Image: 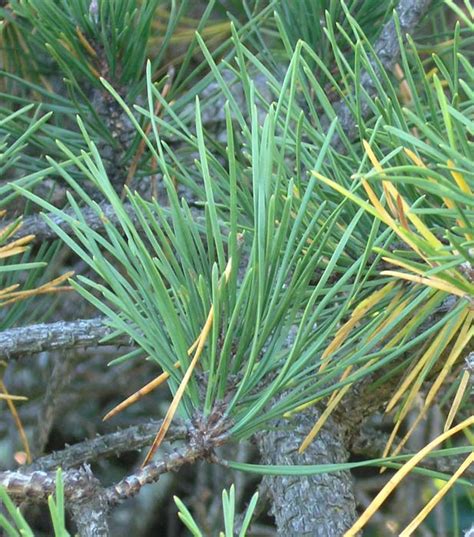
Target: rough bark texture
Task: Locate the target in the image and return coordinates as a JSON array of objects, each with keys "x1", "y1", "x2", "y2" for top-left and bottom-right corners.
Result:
[
  {"x1": 0, "y1": 317, "x2": 130, "y2": 361},
  {"x1": 7, "y1": 203, "x2": 137, "y2": 243},
  {"x1": 257, "y1": 410, "x2": 356, "y2": 537},
  {"x1": 32, "y1": 420, "x2": 187, "y2": 471},
  {"x1": 67, "y1": 468, "x2": 110, "y2": 537}
]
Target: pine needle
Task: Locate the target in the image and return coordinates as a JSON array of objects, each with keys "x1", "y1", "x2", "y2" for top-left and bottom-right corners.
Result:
[
  {"x1": 0, "y1": 379, "x2": 31, "y2": 464},
  {"x1": 391, "y1": 313, "x2": 473, "y2": 457},
  {"x1": 444, "y1": 369, "x2": 470, "y2": 432},
  {"x1": 142, "y1": 257, "x2": 233, "y2": 466},
  {"x1": 399, "y1": 452, "x2": 474, "y2": 536},
  {"x1": 102, "y1": 361, "x2": 181, "y2": 421},
  {"x1": 344, "y1": 416, "x2": 474, "y2": 536}
]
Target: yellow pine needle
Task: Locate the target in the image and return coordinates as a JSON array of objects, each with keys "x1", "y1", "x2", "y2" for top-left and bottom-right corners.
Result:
[
  {"x1": 399, "y1": 452, "x2": 474, "y2": 537},
  {"x1": 390, "y1": 312, "x2": 472, "y2": 458},
  {"x1": 446, "y1": 160, "x2": 473, "y2": 241},
  {"x1": 444, "y1": 369, "x2": 470, "y2": 432},
  {"x1": 381, "y1": 419, "x2": 403, "y2": 466},
  {"x1": 447, "y1": 159, "x2": 472, "y2": 195},
  {"x1": 0, "y1": 284, "x2": 20, "y2": 297},
  {"x1": 396, "y1": 194, "x2": 410, "y2": 231},
  {"x1": 103, "y1": 292, "x2": 217, "y2": 422},
  {"x1": 311, "y1": 172, "x2": 379, "y2": 219},
  {"x1": 103, "y1": 309, "x2": 206, "y2": 421},
  {"x1": 0, "y1": 246, "x2": 29, "y2": 259},
  {"x1": 344, "y1": 416, "x2": 474, "y2": 536},
  {"x1": 301, "y1": 288, "x2": 403, "y2": 427},
  {"x1": 386, "y1": 312, "x2": 465, "y2": 414},
  {"x1": 75, "y1": 26, "x2": 98, "y2": 57},
  {"x1": 0, "y1": 221, "x2": 20, "y2": 240},
  {"x1": 382, "y1": 182, "x2": 399, "y2": 221},
  {"x1": 142, "y1": 258, "x2": 233, "y2": 466},
  {"x1": 404, "y1": 149, "x2": 471, "y2": 243},
  {"x1": 319, "y1": 282, "x2": 397, "y2": 371},
  {"x1": 102, "y1": 329, "x2": 203, "y2": 421},
  {"x1": 363, "y1": 141, "x2": 443, "y2": 249},
  {"x1": 0, "y1": 234, "x2": 35, "y2": 252},
  {"x1": 122, "y1": 71, "x2": 173, "y2": 199},
  {"x1": 39, "y1": 271, "x2": 75, "y2": 288},
  {"x1": 0, "y1": 233, "x2": 35, "y2": 259},
  {"x1": 0, "y1": 379, "x2": 31, "y2": 464},
  {"x1": 103, "y1": 362, "x2": 182, "y2": 421},
  {"x1": 58, "y1": 37, "x2": 77, "y2": 56},
  {"x1": 403, "y1": 148, "x2": 424, "y2": 168},
  {"x1": 0, "y1": 223, "x2": 22, "y2": 241},
  {"x1": 0, "y1": 271, "x2": 74, "y2": 307},
  {"x1": 381, "y1": 257, "x2": 426, "y2": 276},
  {"x1": 0, "y1": 286, "x2": 72, "y2": 306},
  {"x1": 299, "y1": 374, "x2": 354, "y2": 454},
  {"x1": 380, "y1": 270, "x2": 467, "y2": 297},
  {"x1": 365, "y1": 292, "x2": 410, "y2": 348},
  {"x1": 362, "y1": 179, "x2": 426, "y2": 259},
  {"x1": 326, "y1": 366, "x2": 353, "y2": 406},
  {"x1": 394, "y1": 63, "x2": 413, "y2": 106},
  {"x1": 300, "y1": 360, "x2": 376, "y2": 453},
  {"x1": 404, "y1": 148, "x2": 456, "y2": 208},
  {"x1": 142, "y1": 305, "x2": 215, "y2": 467},
  {"x1": 0, "y1": 393, "x2": 28, "y2": 401}
]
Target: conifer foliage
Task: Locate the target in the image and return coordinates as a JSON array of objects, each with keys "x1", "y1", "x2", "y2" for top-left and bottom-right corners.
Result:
[{"x1": 0, "y1": 1, "x2": 472, "y2": 535}]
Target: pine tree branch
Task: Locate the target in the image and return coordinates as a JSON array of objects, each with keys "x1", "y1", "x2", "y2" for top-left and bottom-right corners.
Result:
[
  {"x1": 0, "y1": 318, "x2": 131, "y2": 361},
  {"x1": 0, "y1": 442, "x2": 213, "y2": 510},
  {"x1": 257, "y1": 408, "x2": 357, "y2": 536},
  {"x1": 105, "y1": 444, "x2": 208, "y2": 506},
  {"x1": 8, "y1": 202, "x2": 208, "y2": 244},
  {"x1": 1, "y1": 416, "x2": 230, "y2": 535},
  {"x1": 31, "y1": 420, "x2": 187, "y2": 471},
  {"x1": 8, "y1": 203, "x2": 138, "y2": 243}
]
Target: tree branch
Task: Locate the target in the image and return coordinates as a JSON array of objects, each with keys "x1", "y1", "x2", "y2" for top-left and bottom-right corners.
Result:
[
  {"x1": 7, "y1": 203, "x2": 137, "y2": 243},
  {"x1": 105, "y1": 444, "x2": 207, "y2": 506},
  {"x1": 257, "y1": 408, "x2": 357, "y2": 536},
  {"x1": 32, "y1": 420, "x2": 187, "y2": 471},
  {"x1": 0, "y1": 318, "x2": 131, "y2": 361}
]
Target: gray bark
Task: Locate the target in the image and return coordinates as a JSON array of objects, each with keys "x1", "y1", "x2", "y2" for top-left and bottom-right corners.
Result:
[
  {"x1": 32, "y1": 419, "x2": 187, "y2": 471},
  {"x1": 0, "y1": 317, "x2": 130, "y2": 361},
  {"x1": 257, "y1": 410, "x2": 356, "y2": 537},
  {"x1": 9, "y1": 203, "x2": 137, "y2": 243}
]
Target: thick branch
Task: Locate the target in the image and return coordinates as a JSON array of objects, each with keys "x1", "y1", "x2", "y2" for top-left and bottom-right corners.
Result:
[
  {"x1": 0, "y1": 318, "x2": 131, "y2": 361},
  {"x1": 257, "y1": 408, "x2": 357, "y2": 536}
]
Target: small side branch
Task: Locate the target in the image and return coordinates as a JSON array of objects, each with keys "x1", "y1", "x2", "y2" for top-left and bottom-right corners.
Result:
[
  {"x1": 7, "y1": 203, "x2": 137, "y2": 243},
  {"x1": 32, "y1": 420, "x2": 187, "y2": 471},
  {"x1": 0, "y1": 318, "x2": 131, "y2": 361},
  {"x1": 1, "y1": 444, "x2": 206, "y2": 505}
]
